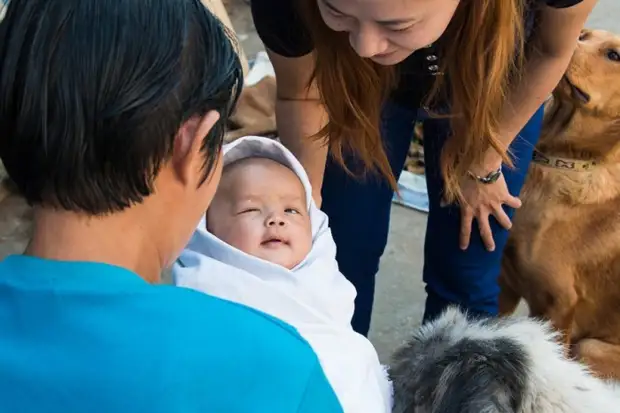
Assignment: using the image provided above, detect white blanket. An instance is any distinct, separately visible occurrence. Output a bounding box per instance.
[173,136,392,413]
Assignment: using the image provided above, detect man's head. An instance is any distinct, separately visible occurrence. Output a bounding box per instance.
[0,0,242,266]
[207,157,312,270]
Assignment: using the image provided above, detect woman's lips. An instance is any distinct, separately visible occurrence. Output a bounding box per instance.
[373,49,395,59]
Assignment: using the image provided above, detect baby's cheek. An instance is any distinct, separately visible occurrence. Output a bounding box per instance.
[227,223,262,253]
[300,226,313,255]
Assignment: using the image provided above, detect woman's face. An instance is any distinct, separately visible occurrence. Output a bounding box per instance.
[317,0,460,65]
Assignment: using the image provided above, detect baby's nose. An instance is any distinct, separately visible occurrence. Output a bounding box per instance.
[267,215,286,227]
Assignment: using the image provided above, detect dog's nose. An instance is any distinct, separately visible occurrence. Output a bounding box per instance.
[578,29,591,42]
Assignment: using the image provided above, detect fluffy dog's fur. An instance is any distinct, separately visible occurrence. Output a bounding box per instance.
[499,29,620,379]
[390,307,620,413]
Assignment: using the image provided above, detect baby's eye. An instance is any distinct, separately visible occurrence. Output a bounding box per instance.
[285,208,300,215]
[239,208,260,214]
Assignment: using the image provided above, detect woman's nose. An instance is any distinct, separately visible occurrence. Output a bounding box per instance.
[349,25,388,59]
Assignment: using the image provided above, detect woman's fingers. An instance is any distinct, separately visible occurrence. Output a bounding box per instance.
[492,204,513,231]
[504,194,522,209]
[459,207,474,250]
[460,192,519,252]
[477,211,495,252]
[461,207,497,251]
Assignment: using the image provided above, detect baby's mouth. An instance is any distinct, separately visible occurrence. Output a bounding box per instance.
[261,237,288,247]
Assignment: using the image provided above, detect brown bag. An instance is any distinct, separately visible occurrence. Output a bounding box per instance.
[225,76,277,142]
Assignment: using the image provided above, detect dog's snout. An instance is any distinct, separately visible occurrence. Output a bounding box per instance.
[579,29,591,42]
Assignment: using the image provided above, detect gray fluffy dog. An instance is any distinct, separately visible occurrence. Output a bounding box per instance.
[389,307,620,413]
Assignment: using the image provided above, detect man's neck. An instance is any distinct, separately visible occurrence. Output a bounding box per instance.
[26,206,163,284]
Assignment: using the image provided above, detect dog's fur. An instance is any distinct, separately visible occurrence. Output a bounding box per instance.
[498,29,620,379]
[390,307,620,413]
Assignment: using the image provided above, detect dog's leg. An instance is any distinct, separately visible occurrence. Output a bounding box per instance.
[529,279,578,352]
[498,250,522,315]
[498,275,521,315]
[573,338,620,380]
[545,293,577,349]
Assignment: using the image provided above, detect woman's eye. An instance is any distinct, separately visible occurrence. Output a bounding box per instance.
[607,49,620,62]
[321,0,345,18]
[390,24,415,33]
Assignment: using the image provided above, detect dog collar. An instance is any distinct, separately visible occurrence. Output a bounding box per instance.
[532,149,598,172]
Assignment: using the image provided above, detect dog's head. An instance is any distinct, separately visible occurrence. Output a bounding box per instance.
[389,308,533,413]
[544,29,620,159]
[555,29,620,118]
[388,307,620,413]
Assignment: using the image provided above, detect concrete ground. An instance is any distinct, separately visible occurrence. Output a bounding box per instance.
[226,0,620,362]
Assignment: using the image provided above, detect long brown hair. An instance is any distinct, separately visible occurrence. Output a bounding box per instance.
[300,0,526,203]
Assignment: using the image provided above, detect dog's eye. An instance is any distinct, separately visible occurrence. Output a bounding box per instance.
[607,49,620,62]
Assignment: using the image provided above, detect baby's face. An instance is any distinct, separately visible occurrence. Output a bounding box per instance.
[208,158,312,269]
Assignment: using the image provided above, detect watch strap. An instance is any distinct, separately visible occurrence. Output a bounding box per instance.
[467,167,502,184]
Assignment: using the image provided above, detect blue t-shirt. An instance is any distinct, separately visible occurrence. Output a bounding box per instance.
[0,255,343,413]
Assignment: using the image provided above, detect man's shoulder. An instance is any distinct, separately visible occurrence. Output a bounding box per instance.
[142,284,314,360]
[138,286,344,412]
[151,284,301,334]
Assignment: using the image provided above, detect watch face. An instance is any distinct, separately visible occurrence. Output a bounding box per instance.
[487,170,502,183]
[468,169,502,184]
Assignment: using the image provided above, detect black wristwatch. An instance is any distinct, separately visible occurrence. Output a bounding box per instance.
[467,167,503,184]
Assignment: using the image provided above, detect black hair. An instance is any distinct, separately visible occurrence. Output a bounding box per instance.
[0,0,242,214]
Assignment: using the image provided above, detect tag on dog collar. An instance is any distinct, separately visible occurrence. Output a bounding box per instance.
[532,150,598,172]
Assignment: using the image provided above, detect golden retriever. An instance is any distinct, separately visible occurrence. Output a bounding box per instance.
[499,29,620,380]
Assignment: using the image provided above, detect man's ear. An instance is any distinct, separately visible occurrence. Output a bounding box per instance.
[172,110,220,186]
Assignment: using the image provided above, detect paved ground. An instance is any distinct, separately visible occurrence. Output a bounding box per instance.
[226,0,620,362]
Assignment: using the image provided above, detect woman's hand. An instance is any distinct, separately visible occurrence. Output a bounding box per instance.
[456,166,521,252]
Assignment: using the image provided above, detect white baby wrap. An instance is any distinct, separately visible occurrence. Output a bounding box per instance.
[173,136,392,413]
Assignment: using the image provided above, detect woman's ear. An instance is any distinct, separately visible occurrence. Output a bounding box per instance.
[172,110,220,186]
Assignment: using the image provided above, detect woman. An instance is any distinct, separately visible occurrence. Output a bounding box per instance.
[250,0,597,335]
[0,0,341,411]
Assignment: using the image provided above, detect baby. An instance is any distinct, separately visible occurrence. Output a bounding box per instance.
[206,156,312,270]
[173,136,392,413]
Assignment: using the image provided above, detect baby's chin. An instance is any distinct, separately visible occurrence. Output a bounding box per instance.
[256,246,308,270]
[262,254,302,270]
